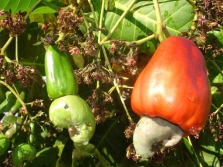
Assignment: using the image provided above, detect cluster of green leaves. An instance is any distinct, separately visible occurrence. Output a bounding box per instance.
[0,0,222,167]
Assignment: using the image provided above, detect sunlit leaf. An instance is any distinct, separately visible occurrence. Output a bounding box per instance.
[199,128,223,156]
[32,6,57,14]
[0,0,38,14]
[198,151,220,167]
[93,0,194,41]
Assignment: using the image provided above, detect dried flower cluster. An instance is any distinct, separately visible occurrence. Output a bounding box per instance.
[57,7,83,33]
[74,62,123,85]
[87,88,113,123]
[0,11,26,36]
[110,42,139,76]
[124,122,136,139]
[183,1,223,59]
[0,58,36,87]
[206,113,223,142]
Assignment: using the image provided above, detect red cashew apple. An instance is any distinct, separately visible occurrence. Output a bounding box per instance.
[131,36,211,160]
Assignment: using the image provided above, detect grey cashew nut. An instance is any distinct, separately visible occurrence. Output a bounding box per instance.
[133,116,183,160]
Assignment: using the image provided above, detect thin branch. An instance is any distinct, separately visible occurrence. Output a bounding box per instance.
[113,80,133,123]
[15,35,18,61]
[1,37,13,62]
[127,34,156,46]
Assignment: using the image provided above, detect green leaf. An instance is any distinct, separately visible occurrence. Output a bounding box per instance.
[2,115,18,128]
[93,0,194,41]
[0,0,38,14]
[31,6,57,14]
[89,117,128,165]
[0,91,16,114]
[199,130,223,156]
[183,138,200,166]
[198,151,220,167]
[53,134,69,157]
[40,0,60,11]
[206,30,223,82]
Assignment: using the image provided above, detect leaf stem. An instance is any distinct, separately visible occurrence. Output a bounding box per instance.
[153,0,165,42]
[0,81,27,113]
[99,0,137,45]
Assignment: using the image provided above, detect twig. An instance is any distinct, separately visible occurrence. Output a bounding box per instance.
[15,35,18,61]
[127,34,156,46]
[1,37,13,62]
[113,80,133,123]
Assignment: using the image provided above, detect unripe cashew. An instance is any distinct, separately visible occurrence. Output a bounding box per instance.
[49,95,96,145]
[0,133,10,156]
[133,116,183,160]
[12,143,37,167]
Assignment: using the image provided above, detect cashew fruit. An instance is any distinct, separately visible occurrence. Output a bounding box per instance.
[45,45,78,99]
[131,36,211,159]
[5,117,23,139]
[49,95,96,145]
[0,133,10,156]
[12,143,37,167]
[131,36,211,135]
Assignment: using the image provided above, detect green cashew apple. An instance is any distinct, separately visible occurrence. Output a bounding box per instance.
[4,117,23,139]
[0,133,10,156]
[12,143,37,167]
[49,95,96,145]
[45,45,78,99]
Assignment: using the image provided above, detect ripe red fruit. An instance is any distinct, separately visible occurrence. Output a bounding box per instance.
[131,36,211,136]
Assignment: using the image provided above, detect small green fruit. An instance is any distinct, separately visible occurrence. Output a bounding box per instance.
[12,143,37,167]
[45,45,78,99]
[0,133,10,156]
[49,95,96,145]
